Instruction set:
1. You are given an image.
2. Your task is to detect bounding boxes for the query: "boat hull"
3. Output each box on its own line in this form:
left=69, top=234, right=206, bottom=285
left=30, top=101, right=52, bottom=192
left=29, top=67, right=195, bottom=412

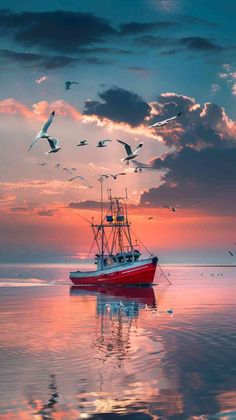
left=70, top=256, right=158, bottom=286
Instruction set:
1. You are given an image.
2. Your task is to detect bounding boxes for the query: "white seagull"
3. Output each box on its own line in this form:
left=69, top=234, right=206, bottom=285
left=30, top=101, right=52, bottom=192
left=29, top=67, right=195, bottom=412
left=65, top=81, right=79, bottom=90
left=45, top=137, right=61, bottom=154
left=77, top=140, right=88, bottom=147
left=68, top=175, right=92, bottom=189
left=117, top=139, right=143, bottom=165
left=109, top=172, right=126, bottom=180
left=28, top=111, right=55, bottom=151
left=97, top=139, right=112, bottom=148
left=149, top=112, right=182, bottom=128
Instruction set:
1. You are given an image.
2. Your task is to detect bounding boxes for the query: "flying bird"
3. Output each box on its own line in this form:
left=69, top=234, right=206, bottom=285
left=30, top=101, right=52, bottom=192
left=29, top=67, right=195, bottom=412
left=35, top=75, right=48, bottom=84
left=228, top=251, right=234, bottom=256
left=97, top=139, right=112, bottom=148
left=149, top=112, right=182, bottom=128
left=147, top=216, right=154, bottom=220
left=108, top=173, right=126, bottom=180
left=38, top=162, right=47, bottom=166
left=77, top=140, right=88, bottom=147
left=68, top=175, right=92, bottom=189
left=45, top=137, right=61, bottom=154
left=117, top=139, right=143, bottom=165
left=100, top=174, right=110, bottom=179
left=55, top=163, right=61, bottom=168
left=62, top=167, right=71, bottom=172
left=28, top=111, right=55, bottom=151
left=65, top=81, right=79, bottom=90
left=163, top=205, right=176, bottom=212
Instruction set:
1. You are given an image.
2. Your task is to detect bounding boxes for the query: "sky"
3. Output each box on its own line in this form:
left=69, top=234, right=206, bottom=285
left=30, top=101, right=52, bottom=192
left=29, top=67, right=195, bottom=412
left=0, top=0, right=236, bottom=263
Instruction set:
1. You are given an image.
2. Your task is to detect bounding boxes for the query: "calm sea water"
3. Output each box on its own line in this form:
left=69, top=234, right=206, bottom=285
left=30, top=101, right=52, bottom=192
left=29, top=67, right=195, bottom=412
left=0, top=263, right=235, bottom=419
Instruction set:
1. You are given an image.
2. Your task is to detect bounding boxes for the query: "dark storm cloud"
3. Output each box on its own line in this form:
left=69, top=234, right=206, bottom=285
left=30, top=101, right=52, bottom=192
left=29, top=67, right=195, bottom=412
left=119, top=20, right=178, bottom=34
left=0, top=49, right=77, bottom=69
left=83, top=86, right=151, bottom=126
left=0, top=9, right=118, bottom=53
left=140, top=146, right=236, bottom=214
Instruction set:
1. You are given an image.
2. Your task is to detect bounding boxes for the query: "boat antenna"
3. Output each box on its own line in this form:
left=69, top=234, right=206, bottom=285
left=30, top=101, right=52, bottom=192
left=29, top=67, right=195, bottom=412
left=98, top=177, right=104, bottom=225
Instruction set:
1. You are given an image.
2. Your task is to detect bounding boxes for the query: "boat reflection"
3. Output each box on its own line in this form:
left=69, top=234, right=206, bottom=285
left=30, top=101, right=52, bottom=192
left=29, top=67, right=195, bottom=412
left=70, top=284, right=156, bottom=318
left=70, top=285, right=157, bottom=380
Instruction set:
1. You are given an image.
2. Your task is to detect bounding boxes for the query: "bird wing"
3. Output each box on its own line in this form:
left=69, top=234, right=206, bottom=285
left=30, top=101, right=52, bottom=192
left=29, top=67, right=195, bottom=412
left=103, top=139, right=112, bottom=144
left=28, top=136, right=41, bottom=151
left=133, top=143, right=143, bottom=154
left=42, top=111, right=55, bottom=133
left=117, top=172, right=126, bottom=176
left=117, top=139, right=132, bottom=155
left=47, top=137, right=59, bottom=150
left=71, top=82, right=79, bottom=85
left=148, top=119, right=165, bottom=128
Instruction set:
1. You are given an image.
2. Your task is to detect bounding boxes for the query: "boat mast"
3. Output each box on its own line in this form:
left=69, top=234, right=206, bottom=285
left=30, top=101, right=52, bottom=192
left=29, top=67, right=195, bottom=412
left=99, top=177, right=104, bottom=269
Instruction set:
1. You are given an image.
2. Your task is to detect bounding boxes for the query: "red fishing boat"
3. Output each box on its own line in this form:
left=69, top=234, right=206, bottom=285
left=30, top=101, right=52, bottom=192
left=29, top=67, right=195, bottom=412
left=70, top=183, right=158, bottom=286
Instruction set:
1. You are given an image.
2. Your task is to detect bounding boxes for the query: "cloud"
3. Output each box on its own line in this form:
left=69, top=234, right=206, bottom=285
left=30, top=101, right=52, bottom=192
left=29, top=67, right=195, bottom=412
left=0, top=98, right=83, bottom=121
left=69, top=200, right=109, bottom=210
left=178, top=37, right=223, bottom=52
left=140, top=146, right=236, bottom=214
left=0, top=49, right=77, bottom=70
left=11, top=206, right=32, bottom=213
left=135, top=35, right=225, bottom=56
left=211, top=83, right=220, bottom=94
left=218, top=64, right=236, bottom=96
left=83, top=86, right=151, bottom=126
left=37, top=209, right=54, bottom=217
left=119, top=20, right=178, bottom=34
left=148, top=93, right=236, bottom=149
left=0, top=10, right=118, bottom=53
left=139, top=91, right=236, bottom=214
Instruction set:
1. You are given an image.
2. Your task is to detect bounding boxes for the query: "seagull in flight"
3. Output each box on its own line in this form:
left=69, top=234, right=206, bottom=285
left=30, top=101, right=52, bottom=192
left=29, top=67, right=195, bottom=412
left=68, top=175, right=92, bottom=189
left=228, top=251, right=234, bottom=257
left=38, top=162, right=47, bottom=166
left=149, top=112, right=182, bottom=128
left=163, top=205, right=176, bottom=212
left=117, top=139, right=143, bottom=165
left=97, top=139, right=112, bottom=148
left=77, top=140, right=88, bottom=147
left=55, top=163, right=61, bottom=168
left=28, top=111, right=55, bottom=151
left=108, top=172, right=126, bottom=180
left=65, top=81, right=79, bottom=90
left=45, top=137, right=61, bottom=154
left=100, top=174, right=110, bottom=179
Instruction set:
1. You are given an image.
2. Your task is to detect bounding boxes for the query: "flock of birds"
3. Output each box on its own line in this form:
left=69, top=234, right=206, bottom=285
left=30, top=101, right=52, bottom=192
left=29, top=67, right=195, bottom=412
left=28, top=107, right=182, bottom=192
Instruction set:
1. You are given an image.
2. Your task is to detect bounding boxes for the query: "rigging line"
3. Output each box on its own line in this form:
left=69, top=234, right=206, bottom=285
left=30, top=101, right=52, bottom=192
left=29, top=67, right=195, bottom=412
left=157, top=263, right=172, bottom=285
left=130, top=227, right=152, bottom=256
left=87, top=237, right=96, bottom=259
